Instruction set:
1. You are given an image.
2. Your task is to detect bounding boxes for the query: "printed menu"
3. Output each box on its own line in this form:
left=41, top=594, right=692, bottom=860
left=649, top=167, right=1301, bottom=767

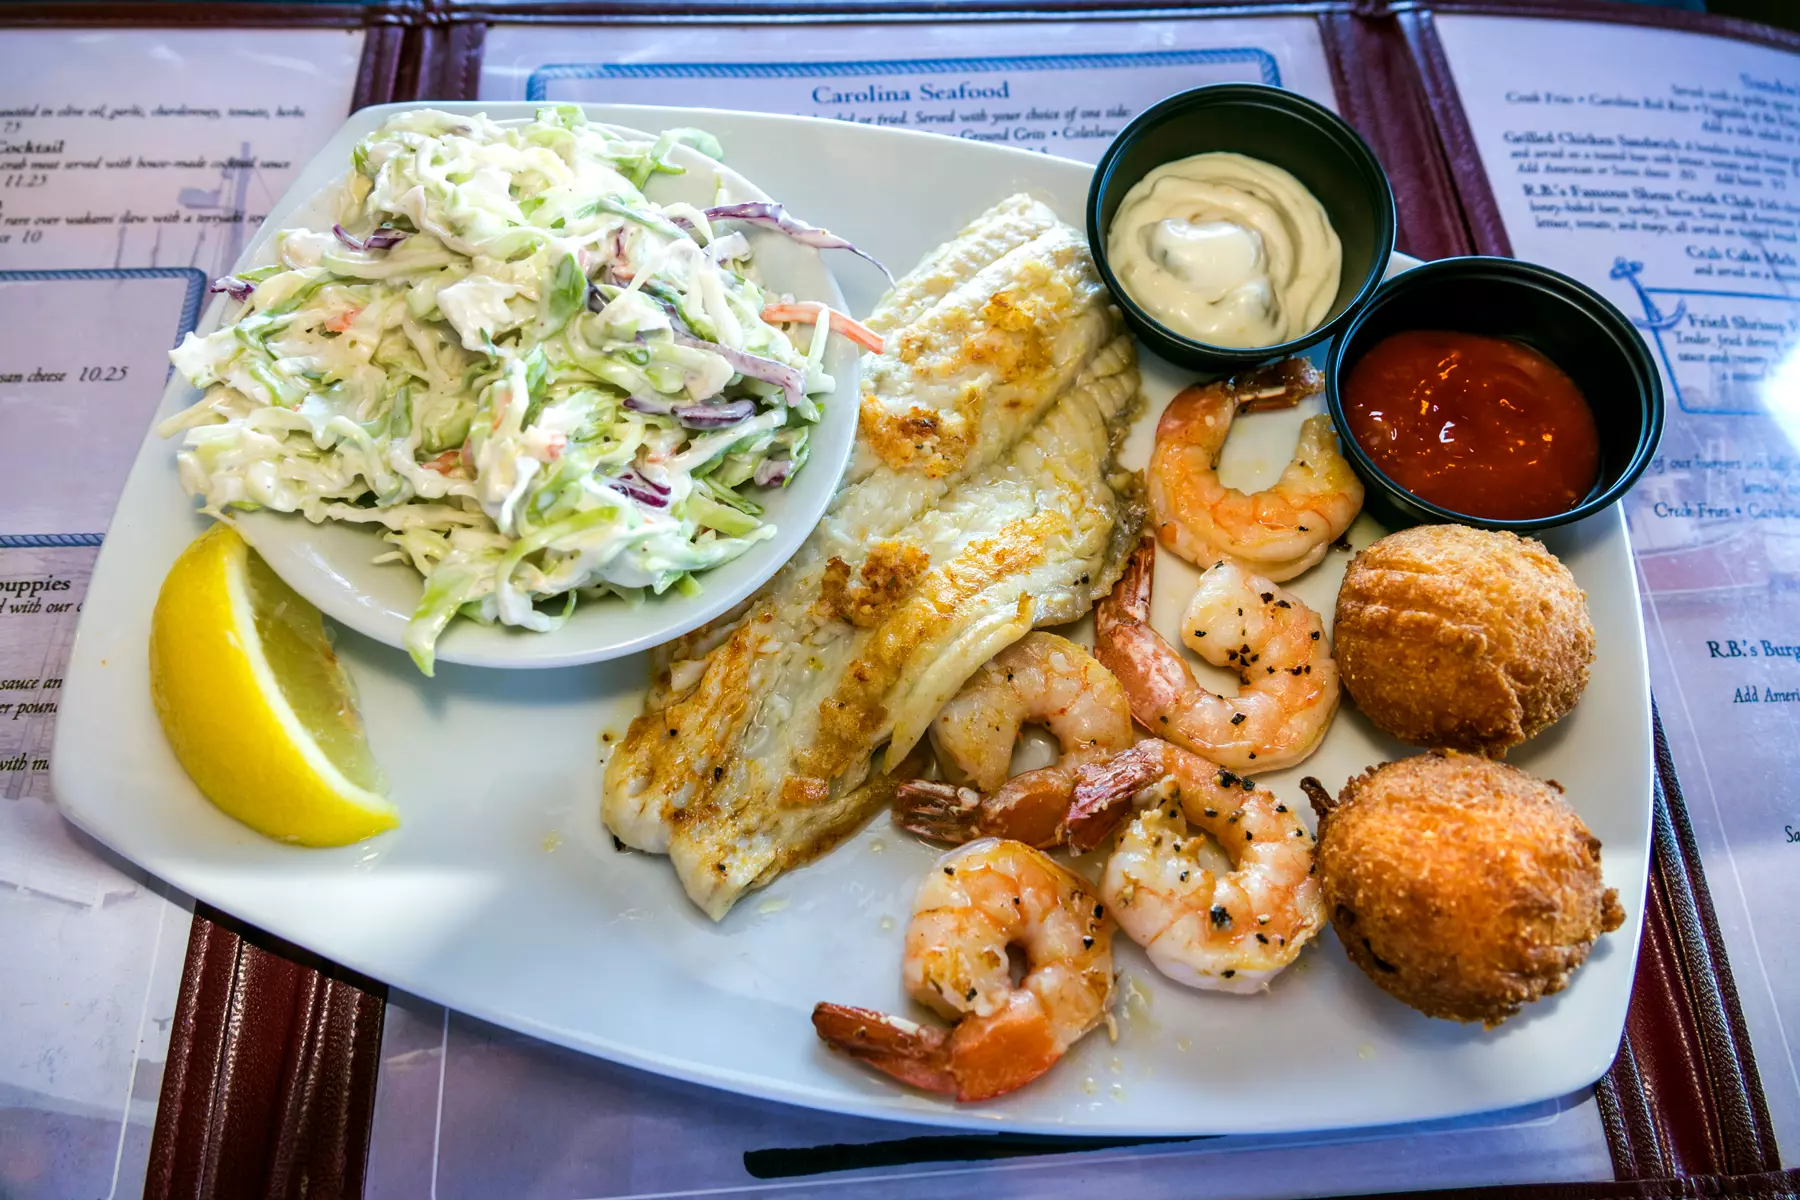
left=10, top=7, right=1800, bottom=1192
left=0, top=29, right=361, bottom=275
left=0, top=27, right=362, bottom=1200
left=480, top=16, right=1340, bottom=157
left=339, top=15, right=1623, bottom=1194
left=1435, top=12, right=1800, bottom=1163
left=364, top=994, right=1613, bottom=1198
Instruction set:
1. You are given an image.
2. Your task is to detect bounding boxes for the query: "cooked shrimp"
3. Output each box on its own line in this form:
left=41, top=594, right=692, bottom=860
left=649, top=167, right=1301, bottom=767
left=1094, top=535, right=1337, bottom=774
left=813, top=838, right=1114, bottom=1101
left=1148, top=358, right=1362, bottom=581
left=1087, top=739, right=1325, bottom=993
left=895, top=634, right=1135, bottom=848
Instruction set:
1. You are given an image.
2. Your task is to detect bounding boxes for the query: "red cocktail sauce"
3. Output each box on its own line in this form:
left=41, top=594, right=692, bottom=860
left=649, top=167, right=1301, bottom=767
left=1340, top=330, right=1600, bottom=521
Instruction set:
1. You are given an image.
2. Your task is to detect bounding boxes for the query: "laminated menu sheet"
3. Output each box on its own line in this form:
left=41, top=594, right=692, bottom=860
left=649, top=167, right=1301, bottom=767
left=479, top=15, right=1341, bottom=154
left=11, top=8, right=1798, bottom=1195
left=363, top=994, right=1612, bottom=1199
left=330, top=16, right=1626, bottom=1197
left=0, top=27, right=362, bottom=1200
left=0, top=29, right=361, bottom=275
left=1433, top=15, right=1800, bottom=1164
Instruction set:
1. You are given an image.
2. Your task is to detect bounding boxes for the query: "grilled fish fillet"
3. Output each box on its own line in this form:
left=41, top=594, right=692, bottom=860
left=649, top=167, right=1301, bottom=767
left=641, top=201, right=1105, bottom=699
left=603, top=197, right=1141, bottom=918
left=863, top=193, right=1061, bottom=336
left=842, top=219, right=1113, bottom=510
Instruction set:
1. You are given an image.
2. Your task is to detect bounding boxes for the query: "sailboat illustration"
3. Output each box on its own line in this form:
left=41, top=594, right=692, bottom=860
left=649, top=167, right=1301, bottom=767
left=178, top=140, right=257, bottom=276
left=1611, top=258, right=1685, bottom=331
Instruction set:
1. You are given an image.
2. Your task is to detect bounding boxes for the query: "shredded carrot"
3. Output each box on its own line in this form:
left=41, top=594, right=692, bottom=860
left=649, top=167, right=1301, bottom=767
left=324, top=307, right=362, bottom=333
left=421, top=449, right=463, bottom=474
left=761, top=302, right=884, bottom=354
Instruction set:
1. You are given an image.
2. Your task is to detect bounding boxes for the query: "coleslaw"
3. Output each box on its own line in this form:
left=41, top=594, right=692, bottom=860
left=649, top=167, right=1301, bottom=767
left=162, top=106, right=884, bottom=674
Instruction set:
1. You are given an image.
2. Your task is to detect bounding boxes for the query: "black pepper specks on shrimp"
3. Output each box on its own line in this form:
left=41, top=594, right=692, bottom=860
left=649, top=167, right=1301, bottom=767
left=1089, top=739, right=1325, bottom=994
left=1094, top=536, right=1341, bottom=775
left=1145, top=362, right=1363, bottom=579
left=813, top=838, right=1117, bottom=1101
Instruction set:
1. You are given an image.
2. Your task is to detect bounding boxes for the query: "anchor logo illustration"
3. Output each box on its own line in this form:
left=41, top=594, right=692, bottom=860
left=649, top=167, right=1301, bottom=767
left=1611, top=258, right=1686, bottom=332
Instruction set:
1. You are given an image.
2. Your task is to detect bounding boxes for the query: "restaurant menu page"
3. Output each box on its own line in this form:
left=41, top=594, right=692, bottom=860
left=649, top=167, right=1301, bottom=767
left=479, top=16, right=1339, bottom=159
left=364, top=994, right=1611, bottom=1200
left=351, top=19, right=1615, bottom=1197
left=0, top=28, right=362, bottom=1200
left=1436, top=13, right=1800, bottom=1164
left=0, top=30, right=361, bottom=275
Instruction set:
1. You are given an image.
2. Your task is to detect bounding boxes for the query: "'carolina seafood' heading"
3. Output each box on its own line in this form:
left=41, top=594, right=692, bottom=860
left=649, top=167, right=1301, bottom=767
left=811, top=80, right=1012, bottom=104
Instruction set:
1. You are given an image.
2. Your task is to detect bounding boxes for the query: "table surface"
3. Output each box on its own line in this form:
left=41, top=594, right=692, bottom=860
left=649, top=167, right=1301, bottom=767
left=0, top=6, right=1795, bottom=1199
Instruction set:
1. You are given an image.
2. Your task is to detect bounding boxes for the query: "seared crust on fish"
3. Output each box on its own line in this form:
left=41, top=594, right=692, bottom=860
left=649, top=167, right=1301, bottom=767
left=817, top=542, right=933, bottom=628
left=602, top=196, right=1142, bottom=918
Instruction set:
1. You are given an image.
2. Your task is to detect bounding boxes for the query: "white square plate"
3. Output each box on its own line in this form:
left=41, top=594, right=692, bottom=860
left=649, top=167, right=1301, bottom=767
left=54, top=103, right=1651, bottom=1136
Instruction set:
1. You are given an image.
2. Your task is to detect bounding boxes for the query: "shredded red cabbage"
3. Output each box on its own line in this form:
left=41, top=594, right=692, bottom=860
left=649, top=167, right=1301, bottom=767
left=673, top=399, right=755, bottom=429
left=633, top=471, right=671, bottom=496
left=608, top=469, right=671, bottom=508
left=209, top=276, right=255, bottom=303
left=754, top=458, right=794, bottom=487
left=332, top=224, right=410, bottom=253
left=622, top=395, right=673, bottom=416
left=671, top=329, right=803, bottom=409
left=702, top=202, right=894, bottom=287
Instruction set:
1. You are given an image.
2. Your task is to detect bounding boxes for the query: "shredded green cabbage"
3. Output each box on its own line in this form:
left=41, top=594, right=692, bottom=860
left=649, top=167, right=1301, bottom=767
left=164, top=107, right=840, bottom=674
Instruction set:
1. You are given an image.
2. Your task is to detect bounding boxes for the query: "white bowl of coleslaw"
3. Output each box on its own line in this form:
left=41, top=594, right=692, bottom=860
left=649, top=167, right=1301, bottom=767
left=157, top=104, right=866, bottom=672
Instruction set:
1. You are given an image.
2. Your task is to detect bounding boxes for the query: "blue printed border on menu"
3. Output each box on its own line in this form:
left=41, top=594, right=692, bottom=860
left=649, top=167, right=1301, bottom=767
left=525, top=49, right=1281, bottom=101
left=0, top=267, right=207, bottom=548
left=1635, top=283, right=1800, bottom=417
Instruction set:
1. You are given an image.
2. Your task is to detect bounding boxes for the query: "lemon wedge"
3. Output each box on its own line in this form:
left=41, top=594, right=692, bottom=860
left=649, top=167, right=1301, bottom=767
left=150, top=524, right=397, bottom=846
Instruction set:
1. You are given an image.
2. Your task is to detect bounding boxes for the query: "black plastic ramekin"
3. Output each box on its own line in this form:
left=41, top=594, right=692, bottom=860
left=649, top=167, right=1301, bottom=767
left=1087, top=84, right=1396, bottom=374
left=1325, top=256, right=1665, bottom=533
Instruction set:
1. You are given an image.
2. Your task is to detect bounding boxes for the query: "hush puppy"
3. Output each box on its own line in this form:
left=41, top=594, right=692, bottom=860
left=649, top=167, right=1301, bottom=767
left=1303, top=753, right=1623, bottom=1027
left=1334, top=525, right=1593, bottom=756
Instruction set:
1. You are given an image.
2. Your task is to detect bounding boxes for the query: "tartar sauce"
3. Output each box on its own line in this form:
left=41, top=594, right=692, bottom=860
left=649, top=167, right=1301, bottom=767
left=1107, top=152, right=1342, bottom=348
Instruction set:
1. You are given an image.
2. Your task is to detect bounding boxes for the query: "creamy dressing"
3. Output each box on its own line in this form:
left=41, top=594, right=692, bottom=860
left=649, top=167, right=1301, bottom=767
left=160, top=107, right=838, bottom=675
left=1107, top=152, right=1342, bottom=348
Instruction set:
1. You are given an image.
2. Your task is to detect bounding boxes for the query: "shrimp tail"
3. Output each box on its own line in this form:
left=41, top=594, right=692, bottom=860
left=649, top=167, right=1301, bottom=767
left=1300, top=776, right=1338, bottom=820
left=1096, top=533, right=1156, bottom=631
left=896, top=770, right=1095, bottom=850
left=811, top=1003, right=958, bottom=1096
left=1229, top=357, right=1325, bottom=413
left=941, top=992, right=1066, bottom=1102
left=1065, top=741, right=1175, bottom=851
left=1062, top=782, right=1132, bottom=852
left=1094, top=541, right=1201, bottom=739
left=893, top=781, right=986, bottom=845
